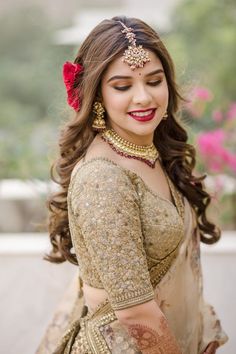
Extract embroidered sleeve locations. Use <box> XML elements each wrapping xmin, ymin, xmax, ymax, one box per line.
<box><xmin>70</xmin><ymin>160</ymin><xmax>154</xmax><ymax>311</ymax></box>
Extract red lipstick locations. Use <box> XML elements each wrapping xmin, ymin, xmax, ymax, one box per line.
<box><xmin>128</xmin><ymin>108</ymin><xmax>156</xmax><ymax>122</ymax></box>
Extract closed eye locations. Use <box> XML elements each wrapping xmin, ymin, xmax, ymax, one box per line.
<box><xmin>148</xmin><ymin>79</ymin><xmax>163</xmax><ymax>86</ymax></box>
<box><xmin>113</xmin><ymin>85</ymin><xmax>131</xmax><ymax>91</ymax></box>
<box><xmin>113</xmin><ymin>79</ymin><xmax>163</xmax><ymax>91</ymax></box>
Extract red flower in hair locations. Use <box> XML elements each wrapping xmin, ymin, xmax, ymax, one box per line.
<box><xmin>62</xmin><ymin>61</ymin><xmax>83</xmax><ymax>111</ymax></box>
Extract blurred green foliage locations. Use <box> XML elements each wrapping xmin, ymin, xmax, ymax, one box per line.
<box><xmin>165</xmin><ymin>0</ymin><xmax>236</xmax><ymax>130</ymax></box>
<box><xmin>0</xmin><ymin>5</ymin><xmax>73</xmax><ymax>179</ymax></box>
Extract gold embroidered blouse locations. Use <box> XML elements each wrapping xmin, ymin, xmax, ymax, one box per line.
<box><xmin>68</xmin><ymin>157</ymin><xmax>184</xmax><ymax>311</ymax></box>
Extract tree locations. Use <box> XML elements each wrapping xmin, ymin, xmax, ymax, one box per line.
<box><xmin>166</xmin><ymin>0</ymin><xmax>236</xmax><ymax>107</ymax></box>
<box><xmin>0</xmin><ymin>5</ymin><xmax>73</xmax><ymax>179</ymax></box>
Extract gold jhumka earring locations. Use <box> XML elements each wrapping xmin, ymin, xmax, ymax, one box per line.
<box><xmin>92</xmin><ymin>101</ymin><xmax>106</xmax><ymax>131</ymax></box>
<box><xmin>163</xmin><ymin>111</ymin><xmax>168</xmax><ymax>120</ymax></box>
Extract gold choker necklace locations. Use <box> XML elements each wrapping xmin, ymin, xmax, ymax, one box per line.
<box><xmin>100</xmin><ymin>129</ymin><xmax>159</xmax><ymax>168</ymax></box>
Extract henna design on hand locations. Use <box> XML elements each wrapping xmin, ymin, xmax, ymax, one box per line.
<box><xmin>126</xmin><ymin>316</ymin><xmax>182</xmax><ymax>354</ymax></box>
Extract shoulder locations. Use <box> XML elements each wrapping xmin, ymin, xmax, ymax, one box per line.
<box><xmin>71</xmin><ymin>157</ymin><xmax>135</xmax><ymax>192</ymax></box>
<box><xmin>69</xmin><ymin>158</ymin><xmax>140</xmax><ymax>214</ymax></box>
<box><xmin>69</xmin><ymin>134</ymin><xmax>140</xmax><ymax>200</ymax></box>
<box><xmin>71</xmin><ymin>135</ymin><xmax>130</xmax><ymax>182</ymax></box>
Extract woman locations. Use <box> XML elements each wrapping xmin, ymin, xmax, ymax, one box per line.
<box><xmin>41</xmin><ymin>16</ymin><xmax>228</xmax><ymax>354</ymax></box>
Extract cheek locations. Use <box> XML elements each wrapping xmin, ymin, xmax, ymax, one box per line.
<box><xmin>156</xmin><ymin>82</ymin><xmax>169</xmax><ymax>103</ymax></box>
<box><xmin>103</xmin><ymin>90</ymin><xmax>128</xmax><ymax>113</ymax></box>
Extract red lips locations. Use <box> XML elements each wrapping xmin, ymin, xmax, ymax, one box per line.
<box><xmin>128</xmin><ymin>108</ymin><xmax>156</xmax><ymax>122</ymax></box>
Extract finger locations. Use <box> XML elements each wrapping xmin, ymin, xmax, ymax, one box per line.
<box><xmin>204</xmin><ymin>341</ymin><xmax>219</xmax><ymax>354</ymax></box>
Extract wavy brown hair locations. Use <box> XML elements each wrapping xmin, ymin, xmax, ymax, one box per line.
<box><xmin>44</xmin><ymin>16</ymin><xmax>221</xmax><ymax>265</ymax></box>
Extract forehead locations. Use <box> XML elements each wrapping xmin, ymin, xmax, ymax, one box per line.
<box><xmin>103</xmin><ymin>50</ymin><xmax>164</xmax><ymax>80</ymax></box>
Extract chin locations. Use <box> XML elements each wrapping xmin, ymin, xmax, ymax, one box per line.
<box><xmin>132</xmin><ymin>125</ymin><xmax>156</xmax><ymax>135</ymax></box>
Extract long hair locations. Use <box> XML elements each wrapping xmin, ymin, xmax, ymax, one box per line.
<box><xmin>45</xmin><ymin>16</ymin><xmax>220</xmax><ymax>265</ymax></box>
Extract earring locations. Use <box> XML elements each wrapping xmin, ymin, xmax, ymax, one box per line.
<box><xmin>92</xmin><ymin>101</ymin><xmax>106</xmax><ymax>131</ymax></box>
<box><xmin>163</xmin><ymin>111</ymin><xmax>168</xmax><ymax>120</ymax></box>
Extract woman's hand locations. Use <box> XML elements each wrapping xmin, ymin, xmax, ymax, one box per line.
<box><xmin>203</xmin><ymin>341</ymin><xmax>219</xmax><ymax>354</ymax></box>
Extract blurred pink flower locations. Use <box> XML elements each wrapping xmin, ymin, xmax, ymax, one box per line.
<box><xmin>184</xmin><ymin>86</ymin><xmax>214</xmax><ymax>119</ymax></box>
<box><xmin>212</xmin><ymin>109</ymin><xmax>223</xmax><ymax>122</ymax></box>
<box><xmin>184</xmin><ymin>102</ymin><xmax>200</xmax><ymax>118</ymax></box>
<box><xmin>193</xmin><ymin>87</ymin><xmax>213</xmax><ymax>101</ymax></box>
<box><xmin>227</xmin><ymin>154</ymin><xmax>236</xmax><ymax>172</ymax></box>
<box><xmin>227</xmin><ymin>103</ymin><xmax>236</xmax><ymax>120</ymax></box>
<box><xmin>197</xmin><ymin>129</ymin><xmax>236</xmax><ymax>173</ymax></box>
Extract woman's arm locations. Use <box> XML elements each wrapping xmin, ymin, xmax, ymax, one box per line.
<box><xmin>115</xmin><ymin>300</ymin><xmax>182</xmax><ymax>354</ymax></box>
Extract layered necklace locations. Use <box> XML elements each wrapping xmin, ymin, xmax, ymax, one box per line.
<box><xmin>100</xmin><ymin>128</ymin><xmax>159</xmax><ymax>168</ymax></box>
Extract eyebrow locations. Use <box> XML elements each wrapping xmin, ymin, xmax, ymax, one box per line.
<box><xmin>107</xmin><ymin>69</ymin><xmax>164</xmax><ymax>83</ymax></box>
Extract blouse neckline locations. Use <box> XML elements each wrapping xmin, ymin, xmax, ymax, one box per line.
<box><xmin>71</xmin><ymin>156</ymin><xmax>184</xmax><ymax>219</ymax></box>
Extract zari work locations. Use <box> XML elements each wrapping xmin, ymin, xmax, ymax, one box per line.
<box><xmin>37</xmin><ymin>157</ymin><xmax>228</xmax><ymax>354</ymax></box>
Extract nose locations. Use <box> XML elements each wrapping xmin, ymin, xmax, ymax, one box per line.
<box><xmin>132</xmin><ymin>84</ymin><xmax>152</xmax><ymax>106</ymax></box>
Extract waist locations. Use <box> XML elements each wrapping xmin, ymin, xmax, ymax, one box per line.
<box><xmin>83</xmin><ymin>282</ymin><xmax>109</xmax><ymax>313</ymax></box>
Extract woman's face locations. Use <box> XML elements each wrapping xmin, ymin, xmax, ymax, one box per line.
<box><xmin>100</xmin><ymin>50</ymin><xmax>169</xmax><ymax>145</ymax></box>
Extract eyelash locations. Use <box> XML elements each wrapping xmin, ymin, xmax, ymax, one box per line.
<box><xmin>114</xmin><ymin>80</ymin><xmax>163</xmax><ymax>91</ymax></box>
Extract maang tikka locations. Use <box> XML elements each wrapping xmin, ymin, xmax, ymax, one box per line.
<box><xmin>118</xmin><ymin>21</ymin><xmax>151</xmax><ymax>70</ymax></box>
